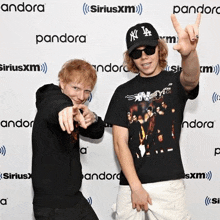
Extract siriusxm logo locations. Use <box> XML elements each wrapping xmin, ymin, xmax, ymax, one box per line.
<box><xmin>0</xmin><ymin>63</ymin><xmax>47</xmax><ymax>74</ymax></box>
<box><xmin>160</xmin><ymin>36</ymin><xmax>178</xmax><ymax>44</ymax></box>
<box><xmin>173</xmin><ymin>4</ymin><xmax>220</xmax><ymax>14</ymax></box>
<box><xmin>1</xmin><ymin>2</ymin><xmax>45</xmax><ymax>12</ymax></box>
<box><xmin>0</xmin><ymin>145</ymin><xmax>6</xmax><ymax>156</ymax></box>
<box><xmin>87</xmin><ymin>197</ymin><xmax>92</xmax><ymax>205</ymax></box>
<box><xmin>0</xmin><ymin>198</ymin><xmax>8</xmax><ymax>205</ymax></box>
<box><xmin>83</xmin><ymin>172</ymin><xmax>120</xmax><ymax>180</ymax></box>
<box><xmin>205</xmin><ymin>197</ymin><xmax>220</xmax><ymax>206</ymax></box>
<box><xmin>0</xmin><ymin>172</ymin><xmax>31</xmax><ymax>180</ymax></box>
<box><xmin>87</xmin><ymin>93</ymin><xmax>92</xmax><ymax>102</ymax></box>
<box><xmin>182</xmin><ymin>120</ymin><xmax>214</xmax><ymax>128</ymax></box>
<box><xmin>213</xmin><ymin>64</ymin><xmax>220</xmax><ymax>75</ymax></box>
<box><xmin>212</xmin><ymin>92</ymin><xmax>220</xmax><ymax>103</ymax></box>
<box><xmin>165</xmin><ymin>64</ymin><xmax>220</xmax><ymax>75</ymax></box>
<box><xmin>92</xmin><ymin>63</ymin><xmax>128</xmax><ymax>73</ymax></box>
<box><xmin>83</xmin><ymin>3</ymin><xmax>143</xmax><ymax>15</ymax></box>
<box><xmin>0</xmin><ymin>119</ymin><xmax>34</xmax><ymax>128</ymax></box>
<box><xmin>36</xmin><ymin>33</ymin><xmax>87</xmax><ymax>44</ymax></box>
<box><xmin>185</xmin><ymin>171</ymin><xmax>212</xmax><ymax>181</ymax></box>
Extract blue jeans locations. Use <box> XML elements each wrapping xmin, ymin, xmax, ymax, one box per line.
<box><xmin>33</xmin><ymin>196</ymin><xmax>99</xmax><ymax>220</ymax></box>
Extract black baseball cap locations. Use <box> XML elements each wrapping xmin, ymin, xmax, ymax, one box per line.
<box><xmin>126</xmin><ymin>23</ymin><xmax>159</xmax><ymax>54</ymax></box>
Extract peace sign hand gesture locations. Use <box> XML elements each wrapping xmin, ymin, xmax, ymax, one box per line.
<box><xmin>171</xmin><ymin>13</ymin><xmax>201</xmax><ymax>57</ymax></box>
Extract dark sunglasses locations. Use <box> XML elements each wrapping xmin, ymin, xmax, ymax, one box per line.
<box><xmin>130</xmin><ymin>46</ymin><xmax>156</xmax><ymax>59</ymax></box>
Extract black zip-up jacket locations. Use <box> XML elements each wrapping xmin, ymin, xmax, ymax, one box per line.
<box><xmin>32</xmin><ymin>84</ymin><xmax>104</xmax><ymax>208</ymax></box>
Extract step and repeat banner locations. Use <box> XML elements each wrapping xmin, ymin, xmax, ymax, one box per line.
<box><xmin>0</xmin><ymin>0</ymin><xmax>220</xmax><ymax>219</ymax></box>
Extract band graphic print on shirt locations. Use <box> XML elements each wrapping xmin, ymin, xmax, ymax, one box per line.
<box><xmin>125</xmin><ymin>82</ymin><xmax>176</xmax><ymax>159</ymax></box>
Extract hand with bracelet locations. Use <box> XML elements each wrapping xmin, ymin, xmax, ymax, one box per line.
<box><xmin>77</xmin><ymin>104</ymin><xmax>98</xmax><ymax>127</ymax></box>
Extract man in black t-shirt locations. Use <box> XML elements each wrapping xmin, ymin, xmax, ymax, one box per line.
<box><xmin>105</xmin><ymin>14</ymin><xmax>201</xmax><ymax>220</ymax></box>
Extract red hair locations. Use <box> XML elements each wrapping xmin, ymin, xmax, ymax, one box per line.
<box><xmin>58</xmin><ymin>59</ymin><xmax>97</xmax><ymax>89</ymax></box>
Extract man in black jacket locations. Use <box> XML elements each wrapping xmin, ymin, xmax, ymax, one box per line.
<box><xmin>32</xmin><ymin>59</ymin><xmax>104</xmax><ymax>220</ymax></box>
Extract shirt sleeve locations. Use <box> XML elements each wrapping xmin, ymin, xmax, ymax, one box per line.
<box><xmin>79</xmin><ymin>117</ymin><xmax>105</xmax><ymax>139</ymax></box>
<box><xmin>104</xmin><ymin>86</ymin><xmax>128</xmax><ymax>128</ymax></box>
<box><xmin>187</xmin><ymin>83</ymin><xmax>199</xmax><ymax>100</ymax></box>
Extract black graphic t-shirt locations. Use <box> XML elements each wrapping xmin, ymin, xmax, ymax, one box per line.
<box><xmin>105</xmin><ymin>71</ymin><xmax>199</xmax><ymax>185</ymax></box>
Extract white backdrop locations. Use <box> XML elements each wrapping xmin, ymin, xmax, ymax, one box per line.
<box><xmin>0</xmin><ymin>0</ymin><xmax>220</xmax><ymax>219</ymax></box>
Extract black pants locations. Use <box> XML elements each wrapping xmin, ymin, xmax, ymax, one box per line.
<box><xmin>33</xmin><ymin>196</ymin><xmax>99</xmax><ymax>220</ymax></box>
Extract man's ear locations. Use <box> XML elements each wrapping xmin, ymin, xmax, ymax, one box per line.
<box><xmin>59</xmin><ymin>80</ymin><xmax>66</xmax><ymax>90</ymax></box>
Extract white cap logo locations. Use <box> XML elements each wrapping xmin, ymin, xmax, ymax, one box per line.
<box><xmin>130</xmin><ymin>29</ymin><xmax>138</xmax><ymax>42</ymax></box>
<box><xmin>141</xmin><ymin>26</ymin><xmax>152</xmax><ymax>37</ymax></box>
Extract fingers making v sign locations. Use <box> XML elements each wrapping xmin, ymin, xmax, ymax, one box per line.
<box><xmin>171</xmin><ymin>13</ymin><xmax>201</xmax><ymax>57</ymax></box>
